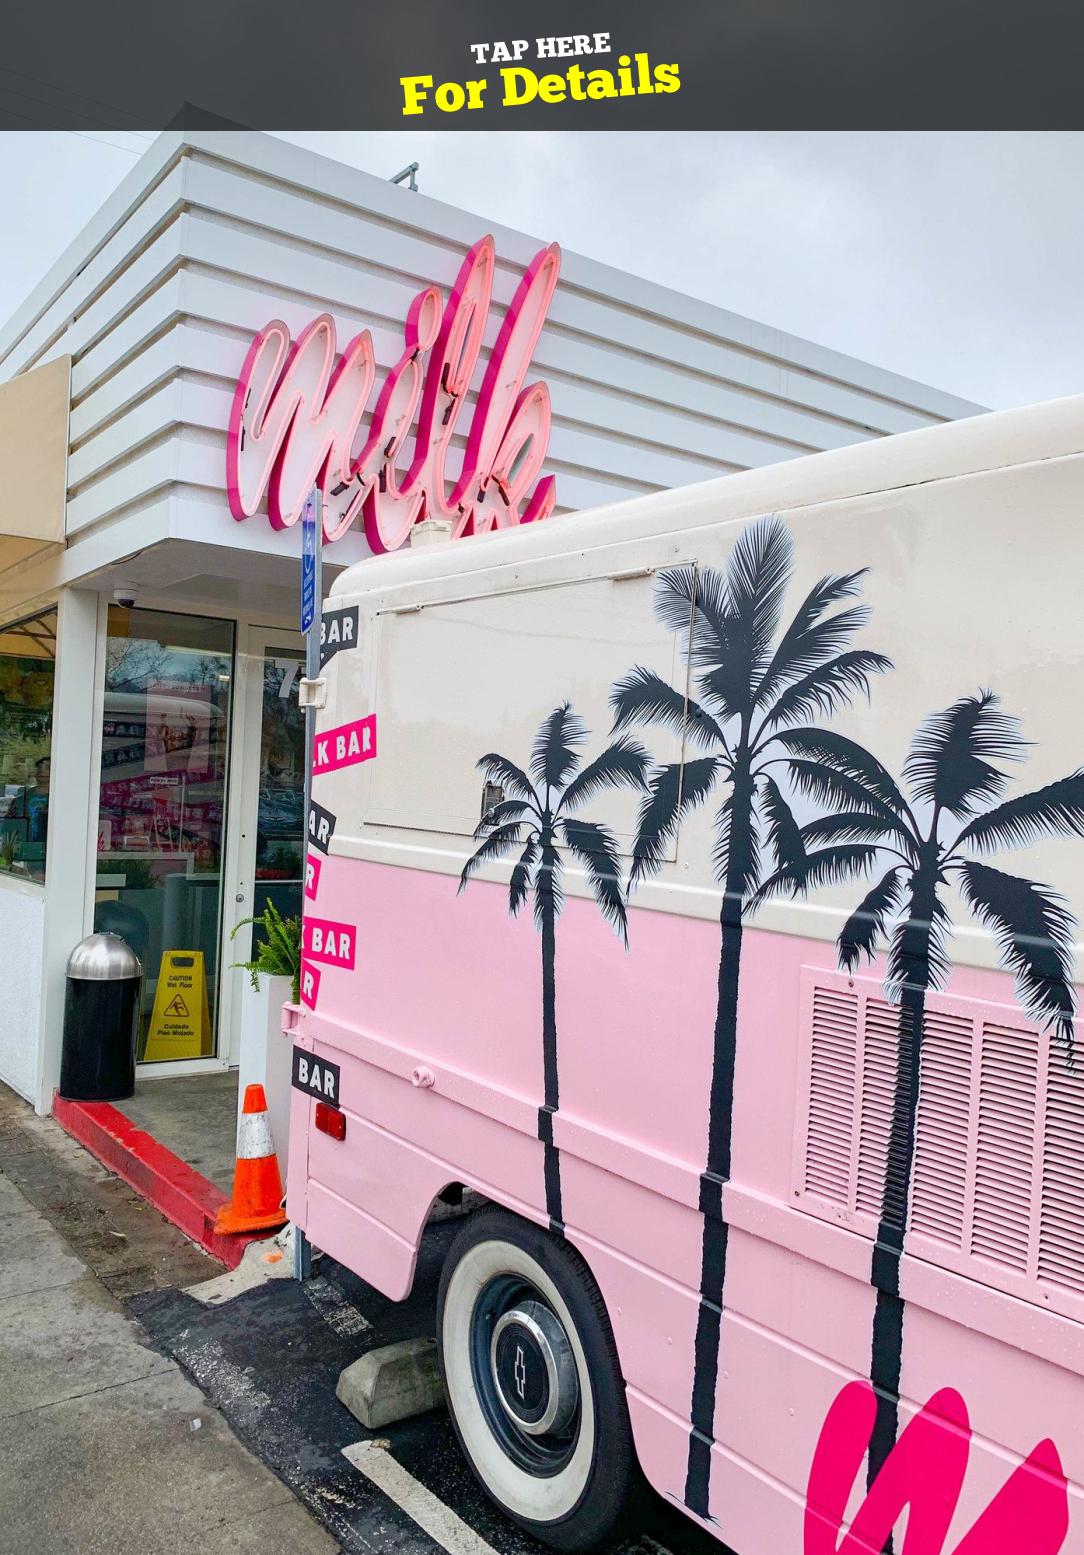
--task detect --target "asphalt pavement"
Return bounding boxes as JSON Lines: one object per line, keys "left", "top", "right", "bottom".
{"left": 0, "top": 1083, "right": 338, "bottom": 1555}
{"left": 0, "top": 1079, "right": 726, "bottom": 1555}
{"left": 131, "top": 1219, "right": 727, "bottom": 1555}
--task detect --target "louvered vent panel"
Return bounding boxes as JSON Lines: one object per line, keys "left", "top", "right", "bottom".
{"left": 855, "top": 998, "right": 898, "bottom": 1218}
{"left": 910, "top": 1010, "right": 972, "bottom": 1247}
{"left": 971, "top": 1023, "right": 1038, "bottom": 1273}
{"left": 798, "top": 970, "right": 1083, "bottom": 1319}
{"left": 1038, "top": 1047, "right": 1084, "bottom": 1293}
{"left": 804, "top": 986, "right": 859, "bottom": 1204}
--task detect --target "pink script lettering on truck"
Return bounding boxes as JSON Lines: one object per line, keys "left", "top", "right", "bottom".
{"left": 804, "top": 1381, "right": 1069, "bottom": 1555}
{"left": 312, "top": 714, "right": 376, "bottom": 775}
{"left": 225, "top": 235, "right": 560, "bottom": 552}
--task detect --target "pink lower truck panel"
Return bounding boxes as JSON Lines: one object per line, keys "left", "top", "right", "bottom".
{"left": 286, "top": 853, "right": 1083, "bottom": 1553}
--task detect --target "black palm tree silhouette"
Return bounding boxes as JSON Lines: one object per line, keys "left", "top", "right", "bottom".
{"left": 610, "top": 514, "right": 892, "bottom": 1516}
{"left": 759, "top": 692, "right": 1084, "bottom": 1503}
{"left": 459, "top": 703, "right": 650, "bottom": 1232}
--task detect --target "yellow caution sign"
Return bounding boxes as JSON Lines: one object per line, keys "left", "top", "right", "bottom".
{"left": 142, "top": 951, "right": 212, "bottom": 1062}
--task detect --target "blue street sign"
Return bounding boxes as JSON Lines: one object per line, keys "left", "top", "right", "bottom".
{"left": 300, "top": 492, "right": 318, "bottom": 633}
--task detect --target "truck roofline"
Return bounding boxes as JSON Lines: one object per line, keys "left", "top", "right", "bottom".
{"left": 330, "top": 390, "right": 1084, "bottom": 603}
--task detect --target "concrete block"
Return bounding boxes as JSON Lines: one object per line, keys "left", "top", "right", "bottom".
{"left": 336, "top": 1337, "right": 443, "bottom": 1428}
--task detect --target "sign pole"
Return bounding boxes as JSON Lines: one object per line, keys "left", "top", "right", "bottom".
{"left": 300, "top": 487, "right": 322, "bottom": 840}
{"left": 295, "top": 488, "right": 321, "bottom": 1282}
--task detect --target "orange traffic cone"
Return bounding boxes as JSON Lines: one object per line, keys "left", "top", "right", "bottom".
{"left": 215, "top": 1084, "right": 288, "bottom": 1235}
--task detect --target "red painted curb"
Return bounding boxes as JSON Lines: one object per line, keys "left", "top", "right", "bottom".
{"left": 53, "top": 1094, "right": 262, "bottom": 1270}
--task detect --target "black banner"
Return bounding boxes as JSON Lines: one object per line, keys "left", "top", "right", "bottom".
{"left": 320, "top": 608, "right": 359, "bottom": 670}
{"left": 291, "top": 1046, "right": 340, "bottom": 1106}
{"left": 1, "top": 0, "right": 1081, "bottom": 130}
{"left": 307, "top": 801, "right": 337, "bottom": 857}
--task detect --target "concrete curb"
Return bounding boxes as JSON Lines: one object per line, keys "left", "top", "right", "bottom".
{"left": 52, "top": 1094, "right": 262, "bottom": 1269}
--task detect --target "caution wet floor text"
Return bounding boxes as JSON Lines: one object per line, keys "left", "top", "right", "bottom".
{"left": 142, "top": 951, "right": 212, "bottom": 1061}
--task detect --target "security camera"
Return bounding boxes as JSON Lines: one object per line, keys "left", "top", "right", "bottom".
{"left": 113, "top": 587, "right": 136, "bottom": 608}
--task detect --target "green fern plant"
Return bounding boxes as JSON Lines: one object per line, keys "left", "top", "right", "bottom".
{"left": 230, "top": 897, "right": 302, "bottom": 1004}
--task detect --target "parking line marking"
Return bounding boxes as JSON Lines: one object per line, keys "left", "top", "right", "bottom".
{"left": 343, "top": 1440, "right": 499, "bottom": 1554}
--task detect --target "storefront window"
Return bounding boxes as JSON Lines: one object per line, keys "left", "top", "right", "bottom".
{"left": 0, "top": 609, "right": 56, "bottom": 884}
{"left": 95, "top": 607, "right": 234, "bottom": 1062}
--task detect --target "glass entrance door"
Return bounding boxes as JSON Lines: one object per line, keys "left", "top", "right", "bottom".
{"left": 94, "top": 606, "right": 235, "bottom": 1065}
{"left": 221, "top": 627, "right": 306, "bottom": 1069}
{"left": 249, "top": 640, "right": 306, "bottom": 928}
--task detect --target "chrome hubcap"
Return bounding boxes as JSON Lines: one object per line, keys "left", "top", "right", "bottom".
{"left": 490, "top": 1300, "right": 579, "bottom": 1437}
{"left": 470, "top": 1274, "right": 582, "bottom": 1475}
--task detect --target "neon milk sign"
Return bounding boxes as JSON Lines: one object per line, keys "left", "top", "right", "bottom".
{"left": 226, "top": 235, "right": 560, "bottom": 552}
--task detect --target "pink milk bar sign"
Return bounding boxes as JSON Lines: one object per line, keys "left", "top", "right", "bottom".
{"left": 299, "top": 961, "right": 321, "bottom": 1011}
{"left": 226, "top": 235, "right": 560, "bottom": 553}
{"left": 312, "top": 714, "right": 376, "bottom": 775}
{"left": 302, "top": 918, "right": 357, "bottom": 970}
{"left": 304, "top": 853, "right": 322, "bottom": 901}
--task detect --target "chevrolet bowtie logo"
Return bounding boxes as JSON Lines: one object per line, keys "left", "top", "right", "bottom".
{"left": 514, "top": 1344, "right": 527, "bottom": 1401}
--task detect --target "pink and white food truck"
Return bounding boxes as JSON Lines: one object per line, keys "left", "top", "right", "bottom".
{"left": 286, "top": 394, "right": 1084, "bottom": 1555}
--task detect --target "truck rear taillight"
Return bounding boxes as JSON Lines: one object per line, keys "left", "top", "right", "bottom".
{"left": 315, "top": 1102, "right": 346, "bottom": 1141}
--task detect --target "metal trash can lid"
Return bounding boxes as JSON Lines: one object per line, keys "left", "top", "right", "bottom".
{"left": 66, "top": 932, "right": 142, "bottom": 981}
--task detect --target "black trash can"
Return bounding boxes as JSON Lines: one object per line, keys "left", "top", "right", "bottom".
{"left": 59, "top": 933, "right": 143, "bottom": 1101}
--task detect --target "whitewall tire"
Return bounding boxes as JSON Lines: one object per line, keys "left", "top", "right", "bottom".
{"left": 436, "top": 1208, "right": 637, "bottom": 1551}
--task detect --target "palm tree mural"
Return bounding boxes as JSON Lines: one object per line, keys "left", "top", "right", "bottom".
{"left": 610, "top": 514, "right": 892, "bottom": 1517}
{"left": 459, "top": 703, "right": 650, "bottom": 1232}
{"left": 758, "top": 693, "right": 1084, "bottom": 1501}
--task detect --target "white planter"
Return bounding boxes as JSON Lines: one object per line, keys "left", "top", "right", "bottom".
{"left": 236, "top": 972, "right": 293, "bottom": 1175}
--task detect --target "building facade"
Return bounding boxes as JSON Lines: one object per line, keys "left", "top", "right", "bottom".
{"left": 0, "top": 129, "right": 983, "bottom": 1113}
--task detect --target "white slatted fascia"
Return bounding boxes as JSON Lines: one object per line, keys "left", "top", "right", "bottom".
{"left": 68, "top": 428, "right": 649, "bottom": 536}
{"left": 70, "top": 372, "right": 703, "bottom": 503}
{"left": 50, "top": 221, "right": 190, "bottom": 377}
{"left": 69, "top": 273, "right": 186, "bottom": 403}
{"left": 65, "top": 439, "right": 178, "bottom": 533}
{"left": 182, "top": 135, "right": 981, "bottom": 419}
{"left": 169, "top": 263, "right": 873, "bottom": 465}
{"left": 547, "top": 378, "right": 818, "bottom": 467}
{"left": 535, "top": 349, "right": 871, "bottom": 451}
{"left": 68, "top": 379, "right": 185, "bottom": 488}
{"left": 0, "top": 132, "right": 993, "bottom": 555}
{"left": 0, "top": 135, "right": 184, "bottom": 369}
{"left": 0, "top": 163, "right": 188, "bottom": 382}
{"left": 70, "top": 328, "right": 189, "bottom": 445}
{"left": 183, "top": 156, "right": 486, "bottom": 300}
{"left": 176, "top": 208, "right": 957, "bottom": 440}
{"left": 0, "top": 130, "right": 985, "bottom": 449}
{"left": 174, "top": 254, "right": 891, "bottom": 452}
{"left": 182, "top": 155, "right": 953, "bottom": 436}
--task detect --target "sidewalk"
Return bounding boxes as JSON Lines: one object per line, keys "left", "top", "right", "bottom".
{"left": 0, "top": 1083, "right": 338, "bottom": 1555}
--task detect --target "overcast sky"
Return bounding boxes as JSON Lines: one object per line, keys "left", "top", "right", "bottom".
{"left": 1, "top": 130, "right": 1081, "bottom": 410}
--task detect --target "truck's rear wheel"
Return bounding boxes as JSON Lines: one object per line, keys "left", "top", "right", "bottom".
{"left": 437, "top": 1208, "right": 636, "bottom": 1551}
